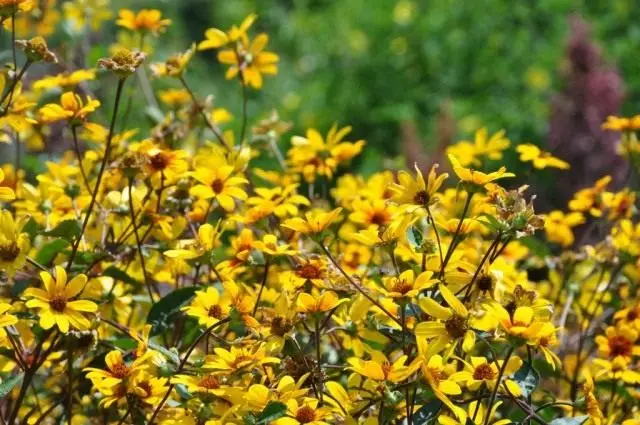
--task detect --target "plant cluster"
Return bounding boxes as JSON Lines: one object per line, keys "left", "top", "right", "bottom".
{"left": 0, "top": 3, "right": 639, "bottom": 425}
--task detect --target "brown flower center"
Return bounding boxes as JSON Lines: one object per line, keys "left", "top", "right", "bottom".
{"left": 428, "top": 367, "right": 447, "bottom": 382}
{"left": 110, "top": 363, "right": 130, "bottom": 379}
{"left": 608, "top": 335, "right": 633, "bottom": 358}
{"left": 413, "top": 190, "right": 430, "bottom": 205}
{"left": 137, "top": 381, "right": 152, "bottom": 397}
{"left": 208, "top": 305, "right": 223, "bottom": 319}
{"left": 473, "top": 363, "right": 495, "bottom": 380}
{"left": 369, "top": 211, "right": 390, "bottom": 226}
{"left": 211, "top": 178, "right": 225, "bottom": 194}
{"left": 198, "top": 375, "right": 220, "bottom": 389}
{"left": 445, "top": 315, "right": 468, "bottom": 339}
{"left": 149, "top": 152, "right": 170, "bottom": 170}
{"left": 476, "top": 274, "right": 494, "bottom": 292}
{"left": 0, "top": 241, "right": 20, "bottom": 261}
{"left": 627, "top": 309, "right": 639, "bottom": 321}
{"left": 295, "top": 406, "right": 316, "bottom": 423}
{"left": 391, "top": 279, "right": 413, "bottom": 295}
{"left": 296, "top": 264, "right": 322, "bottom": 280}
{"left": 49, "top": 296, "right": 67, "bottom": 313}
{"left": 270, "top": 316, "right": 293, "bottom": 337}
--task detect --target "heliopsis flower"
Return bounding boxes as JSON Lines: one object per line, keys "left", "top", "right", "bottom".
{"left": 492, "top": 304, "right": 546, "bottom": 343}
{"left": 190, "top": 166, "right": 248, "bottom": 212}
{"left": 273, "top": 398, "right": 332, "bottom": 425}
{"left": 347, "top": 351, "right": 421, "bottom": 383}
{"left": 0, "top": 210, "right": 29, "bottom": 277}
{"left": 218, "top": 33, "right": 279, "bottom": 89}
{"left": 516, "top": 144, "right": 570, "bottom": 170}
{"left": 583, "top": 370, "right": 604, "bottom": 425}
{"left": 15, "top": 35, "right": 57, "bottom": 63}
{"left": 601, "top": 189, "right": 636, "bottom": 221}
{"left": 416, "top": 284, "right": 476, "bottom": 352}
{"left": 85, "top": 350, "right": 150, "bottom": 388}
{"left": 181, "top": 287, "right": 231, "bottom": 328}
{"left": 63, "top": 0, "right": 112, "bottom": 31}
{"left": 98, "top": 48, "right": 145, "bottom": 78}
{"left": 447, "top": 127, "right": 511, "bottom": 167}
{"left": 389, "top": 164, "right": 448, "bottom": 207}
{"left": 205, "top": 343, "right": 280, "bottom": 374}
{"left": 458, "top": 356, "right": 523, "bottom": 396}
{"left": 448, "top": 154, "right": 514, "bottom": 189}
{"left": 349, "top": 198, "right": 395, "bottom": 227}
{"left": 543, "top": 210, "right": 585, "bottom": 247}
{"left": 198, "top": 13, "right": 257, "bottom": 51}
{"left": 116, "top": 9, "right": 171, "bottom": 35}
{"left": 282, "top": 208, "right": 343, "bottom": 236}
{"left": 595, "top": 325, "right": 640, "bottom": 361}
{"left": 0, "top": 0, "right": 33, "bottom": 18}
{"left": 296, "top": 290, "right": 347, "bottom": 314}
{"left": 0, "top": 302, "right": 17, "bottom": 329}
{"left": 417, "top": 347, "right": 467, "bottom": 421}
{"left": 438, "top": 400, "right": 511, "bottom": 425}
{"left": 379, "top": 269, "right": 437, "bottom": 299}
{"left": 32, "top": 69, "right": 97, "bottom": 91}
{"left": 568, "top": 175, "right": 612, "bottom": 218}
{"left": 171, "top": 373, "right": 226, "bottom": 396}
{"left": 602, "top": 115, "right": 640, "bottom": 132}
{"left": 251, "top": 234, "right": 296, "bottom": 257}
{"left": 24, "top": 266, "right": 97, "bottom": 333}
{"left": 150, "top": 44, "right": 196, "bottom": 78}
{"left": 0, "top": 74, "right": 37, "bottom": 132}
{"left": 0, "top": 168, "right": 15, "bottom": 200}
{"left": 38, "top": 92, "right": 101, "bottom": 127}
{"left": 164, "top": 222, "right": 222, "bottom": 260}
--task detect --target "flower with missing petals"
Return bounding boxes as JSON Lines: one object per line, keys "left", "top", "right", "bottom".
{"left": 97, "top": 48, "right": 145, "bottom": 78}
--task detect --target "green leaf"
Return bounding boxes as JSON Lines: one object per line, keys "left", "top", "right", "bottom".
{"left": 514, "top": 361, "right": 540, "bottom": 399}
{"left": 255, "top": 401, "right": 287, "bottom": 424}
{"left": 104, "top": 266, "right": 142, "bottom": 287}
{"left": 42, "top": 219, "right": 81, "bottom": 242}
{"left": 112, "top": 338, "right": 137, "bottom": 350}
{"left": 35, "top": 238, "right": 69, "bottom": 265}
{"left": 0, "top": 373, "right": 24, "bottom": 398}
{"left": 147, "top": 287, "right": 198, "bottom": 336}
{"left": 549, "top": 416, "right": 589, "bottom": 425}
{"left": 412, "top": 398, "right": 442, "bottom": 424}
{"left": 406, "top": 225, "right": 424, "bottom": 251}
{"left": 22, "top": 217, "right": 41, "bottom": 239}
{"left": 148, "top": 342, "right": 181, "bottom": 365}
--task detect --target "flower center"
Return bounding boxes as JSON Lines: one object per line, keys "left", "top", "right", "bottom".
{"left": 445, "top": 315, "right": 468, "bottom": 339}
{"left": 473, "top": 363, "right": 495, "bottom": 380}
{"left": 369, "top": 211, "right": 390, "bottom": 226}
{"left": 0, "top": 241, "right": 20, "bottom": 261}
{"left": 208, "top": 305, "right": 223, "bottom": 319}
{"left": 391, "top": 279, "right": 413, "bottom": 295}
{"left": 476, "top": 274, "right": 494, "bottom": 292}
{"left": 110, "top": 363, "right": 130, "bottom": 379}
{"left": 413, "top": 190, "right": 430, "bottom": 205}
{"left": 270, "top": 316, "right": 293, "bottom": 337}
{"left": 295, "top": 406, "right": 316, "bottom": 423}
{"left": 296, "top": 264, "right": 322, "bottom": 280}
{"left": 149, "top": 152, "right": 170, "bottom": 170}
{"left": 211, "top": 178, "right": 225, "bottom": 194}
{"left": 198, "top": 375, "right": 220, "bottom": 389}
{"left": 608, "top": 335, "right": 633, "bottom": 358}
{"left": 49, "top": 296, "right": 67, "bottom": 313}
{"left": 137, "top": 381, "right": 152, "bottom": 397}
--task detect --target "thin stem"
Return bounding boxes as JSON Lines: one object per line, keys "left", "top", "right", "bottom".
{"left": 147, "top": 319, "right": 230, "bottom": 425}
{"left": 425, "top": 204, "right": 443, "bottom": 268}
{"left": 460, "top": 232, "right": 501, "bottom": 300}
{"left": 127, "top": 177, "right": 159, "bottom": 302}
{"left": 252, "top": 260, "right": 270, "bottom": 316}
{"left": 116, "top": 405, "right": 131, "bottom": 425}
{"left": 240, "top": 81, "right": 248, "bottom": 143}
{"left": 484, "top": 346, "right": 515, "bottom": 425}
{"left": 440, "top": 192, "right": 473, "bottom": 276}
{"left": 320, "top": 244, "right": 402, "bottom": 327}
{"left": 0, "top": 61, "right": 31, "bottom": 113}
{"left": 178, "top": 75, "right": 227, "bottom": 149}
{"left": 71, "top": 126, "right": 91, "bottom": 192}
{"left": 66, "top": 340, "right": 72, "bottom": 424}
{"left": 315, "top": 317, "right": 323, "bottom": 404}
{"left": 67, "top": 78, "right": 126, "bottom": 270}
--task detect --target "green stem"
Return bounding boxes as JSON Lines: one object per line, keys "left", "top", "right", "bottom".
{"left": 440, "top": 192, "right": 473, "bottom": 276}
{"left": 484, "top": 346, "right": 514, "bottom": 425}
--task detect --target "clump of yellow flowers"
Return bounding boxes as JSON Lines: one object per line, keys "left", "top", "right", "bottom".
{"left": 0, "top": 3, "right": 639, "bottom": 425}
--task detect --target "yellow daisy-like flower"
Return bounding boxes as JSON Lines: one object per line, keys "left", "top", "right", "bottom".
{"left": 0, "top": 0, "right": 33, "bottom": 18}
{"left": 282, "top": 207, "right": 343, "bottom": 236}
{"left": 181, "top": 287, "right": 231, "bottom": 328}
{"left": 516, "top": 144, "right": 570, "bottom": 170}
{"left": 296, "top": 290, "right": 347, "bottom": 314}
{"left": 347, "top": 350, "right": 421, "bottom": 383}
{"left": 85, "top": 350, "right": 150, "bottom": 388}
{"left": 0, "top": 302, "right": 17, "bottom": 329}
{"left": 150, "top": 44, "right": 196, "bottom": 78}
{"left": 447, "top": 127, "right": 511, "bottom": 167}
{"left": 24, "top": 266, "right": 97, "bottom": 333}
{"left": 602, "top": 115, "right": 640, "bottom": 132}
{"left": 189, "top": 166, "right": 248, "bottom": 212}
{"left": 0, "top": 169, "right": 15, "bottom": 200}
{"left": 380, "top": 269, "right": 438, "bottom": 299}
{"left": 38, "top": 91, "right": 101, "bottom": 126}
{"left": 0, "top": 210, "right": 30, "bottom": 278}
{"left": 218, "top": 34, "right": 279, "bottom": 89}
{"left": 543, "top": 210, "right": 585, "bottom": 247}
{"left": 448, "top": 154, "right": 514, "bottom": 188}
{"left": 389, "top": 164, "right": 448, "bottom": 207}
{"left": 116, "top": 8, "right": 171, "bottom": 35}
{"left": 198, "top": 13, "right": 257, "bottom": 51}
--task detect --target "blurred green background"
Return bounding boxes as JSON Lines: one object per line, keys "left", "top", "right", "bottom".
{"left": 23, "top": 0, "right": 640, "bottom": 175}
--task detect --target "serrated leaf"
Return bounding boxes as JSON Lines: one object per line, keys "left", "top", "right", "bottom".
{"left": 35, "top": 238, "right": 69, "bottom": 265}
{"left": 549, "top": 416, "right": 588, "bottom": 425}
{"left": 256, "top": 401, "right": 287, "bottom": 424}
{"left": 147, "top": 287, "right": 198, "bottom": 336}
{"left": 0, "top": 373, "right": 24, "bottom": 398}
{"left": 514, "top": 361, "right": 539, "bottom": 399}
{"left": 42, "top": 219, "right": 81, "bottom": 242}
{"left": 412, "top": 398, "right": 442, "bottom": 424}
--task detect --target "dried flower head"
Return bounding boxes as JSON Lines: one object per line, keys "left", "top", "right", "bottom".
{"left": 15, "top": 36, "right": 57, "bottom": 63}
{"left": 97, "top": 48, "right": 145, "bottom": 78}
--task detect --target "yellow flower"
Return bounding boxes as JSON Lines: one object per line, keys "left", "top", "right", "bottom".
{"left": 181, "top": 287, "right": 231, "bottom": 328}
{"left": 601, "top": 189, "right": 636, "bottom": 221}
{"left": 63, "top": 0, "right": 112, "bottom": 31}
{"left": 348, "top": 351, "right": 421, "bottom": 383}
{"left": 0, "top": 302, "right": 17, "bottom": 329}
{"left": 251, "top": 234, "right": 296, "bottom": 256}
{"left": 150, "top": 44, "right": 196, "bottom": 78}
{"left": 0, "top": 168, "right": 15, "bottom": 200}
{"left": 389, "top": 164, "right": 448, "bottom": 207}
{"left": 602, "top": 115, "right": 640, "bottom": 132}
{"left": 380, "top": 269, "right": 437, "bottom": 299}
{"left": 612, "top": 219, "right": 640, "bottom": 256}
{"left": 438, "top": 400, "right": 511, "bottom": 425}
{"left": 492, "top": 304, "right": 546, "bottom": 343}
{"left": 198, "top": 14, "right": 257, "bottom": 51}
{"left": 0, "top": 0, "right": 33, "bottom": 17}
{"left": 447, "top": 127, "right": 511, "bottom": 167}
{"left": 583, "top": 370, "right": 604, "bottom": 425}
{"left": 273, "top": 398, "right": 332, "bottom": 425}
{"left": 0, "top": 210, "right": 30, "bottom": 277}
{"left": 38, "top": 91, "right": 101, "bottom": 126}
{"left": 85, "top": 350, "right": 150, "bottom": 388}
{"left": 416, "top": 284, "right": 476, "bottom": 353}
{"left": 24, "top": 266, "right": 97, "bottom": 333}
{"left": 97, "top": 48, "right": 146, "bottom": 78}
{"left": 171, "top": 373, "right": 226, "bottom": 396}
{"left": 189, "top": 166, "right": 248, "bottom": 212}
{"left": 595, "top": 325, "right": 640, "bottom": 361}
{"left": 543, "top": 210, "right": 585, "bottom": 247}
{"left": 218, "top": 33, "right": 279, "bottom": 89}
{"left": 0, "top": 74, "right": 37, "bottom": 132}
{"left": 448, "top": 154, "right": 514, "bottom": 188}
{"left": 296, "top": 290, "right": 346, "bottom": 314}
{"left": 568, "top": 176, "right": 611, "bottom": 217}
{"left": 32, "top": 69, "right": 96, "bottom": 92}
{"left": 282, "top": 207, "right": 343, "bottom": 236}
{"left": 116, "top": 8, "right": 171, "bottom": 35}
{"left": 164, "top": 222, "right": 222, "bottom": 260}
{"left": 516, "top": 144, "right": 570, "bottom": 170}
{"left": 205, "top": 343, "right": 280, "bottom": 374}
{"left": 458, "top": 356, "right": 523, "bottom": 396}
